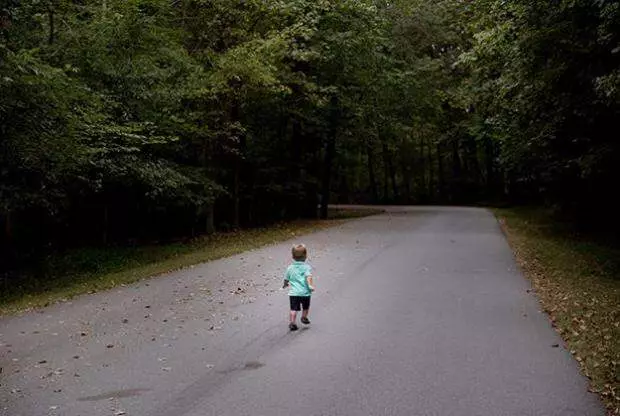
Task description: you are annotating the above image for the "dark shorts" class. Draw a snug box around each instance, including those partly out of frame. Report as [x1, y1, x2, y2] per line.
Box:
[289, 296, 311, 311]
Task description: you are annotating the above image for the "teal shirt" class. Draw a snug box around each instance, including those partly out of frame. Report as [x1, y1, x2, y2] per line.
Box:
[285, 261, 312, 297]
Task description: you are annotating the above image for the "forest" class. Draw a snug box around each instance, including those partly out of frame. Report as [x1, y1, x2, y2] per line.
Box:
[2, 0, 619, 274]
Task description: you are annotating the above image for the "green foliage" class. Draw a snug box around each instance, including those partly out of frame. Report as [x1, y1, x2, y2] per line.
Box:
[0, 46, 91, 214]
[462, 0, 620, 222]
[2, 0, 619, 275]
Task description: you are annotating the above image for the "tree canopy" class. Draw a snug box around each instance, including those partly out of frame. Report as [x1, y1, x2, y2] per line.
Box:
[2, 0, 619, 270]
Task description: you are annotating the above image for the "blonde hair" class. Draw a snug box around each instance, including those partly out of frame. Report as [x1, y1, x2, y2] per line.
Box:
[292, 244, 307, 261]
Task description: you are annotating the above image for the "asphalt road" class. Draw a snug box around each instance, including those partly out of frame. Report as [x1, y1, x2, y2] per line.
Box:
[0, 207, 603, 416]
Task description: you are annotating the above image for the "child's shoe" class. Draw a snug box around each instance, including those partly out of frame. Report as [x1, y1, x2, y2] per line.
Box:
[301, 317, 311, 325]
[289, 323, 299, 331]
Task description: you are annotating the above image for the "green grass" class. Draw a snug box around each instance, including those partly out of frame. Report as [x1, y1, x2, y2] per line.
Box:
[495, 207, 620, 414]
[1, 208, 383, 315]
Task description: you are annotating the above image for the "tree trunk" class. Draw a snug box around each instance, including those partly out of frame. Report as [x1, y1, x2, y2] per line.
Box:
[418, 136, 426, 197]
[201, 136, 215, 234]
[290, 118, 302, 219]
[205, 204, 215, 235]
[233, 160, 240, 229]
[320, 135, 335, 219]
[367, 143, 379, 203]
[426, 137, 434, 200]
[401, 159, 411, 203]
[102, 205, 108, 245]
[484, 137, 496, 195]
[230, 97, 242, 229]
[382, 142, 389, 202]
[451, 139, 462, 201]
[384, 144, 399, 202]
[320, 97, 339, 219]
[436, 142, 445, 201]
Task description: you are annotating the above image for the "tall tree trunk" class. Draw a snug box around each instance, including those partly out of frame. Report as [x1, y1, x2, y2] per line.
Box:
[205, 204, 215, 235]
[451, 139, 462, 201]
[320, 135, 335, 219]
[426, 137, 434, 200]
[467, 140, 481, 199]
[401, 158, 411, 203]
[290, 118, 302, 219]
[201, 138, 215, 235]
[230, 98, 242, 229]
[484, 137, 496, 195]
[366, 143, 379, 203]
[418, 136, 426, 197]
[102, 204, 108, 245]
[385, 145, 399, 202]
[382, 142, 389, 202]
[320, 97, 339, 219]
[233, 161, 240, 228]
[436, 142, 445, 201]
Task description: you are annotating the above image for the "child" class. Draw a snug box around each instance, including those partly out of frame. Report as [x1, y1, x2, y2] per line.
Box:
[283, 244, 315, 331]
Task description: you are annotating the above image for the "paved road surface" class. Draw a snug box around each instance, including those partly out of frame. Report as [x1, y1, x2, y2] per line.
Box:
[0, 207, 603, 416]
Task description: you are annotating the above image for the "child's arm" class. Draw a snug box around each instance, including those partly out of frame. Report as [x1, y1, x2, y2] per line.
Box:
[283, 269, 290, 289]
[306, 275, 315, 292]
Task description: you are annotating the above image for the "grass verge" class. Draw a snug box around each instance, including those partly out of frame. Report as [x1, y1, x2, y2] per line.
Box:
[495, 207, 619, 414]
[0, 208, 383, 316]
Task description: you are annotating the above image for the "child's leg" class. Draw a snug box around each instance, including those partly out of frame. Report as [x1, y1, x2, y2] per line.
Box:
[289, 297, 300, 331]
[300, 297, 311, 324]
[289, 297, 300, 325]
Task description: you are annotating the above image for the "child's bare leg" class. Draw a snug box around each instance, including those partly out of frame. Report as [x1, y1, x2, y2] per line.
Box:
[301, 309, 310, 324]
[290, 310, 297, 323]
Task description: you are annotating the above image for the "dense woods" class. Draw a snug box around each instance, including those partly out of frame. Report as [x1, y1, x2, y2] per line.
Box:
[1, 0, 619, 274]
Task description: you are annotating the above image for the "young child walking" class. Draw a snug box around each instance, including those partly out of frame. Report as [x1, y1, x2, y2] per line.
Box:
[283, 244, 315, 331]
